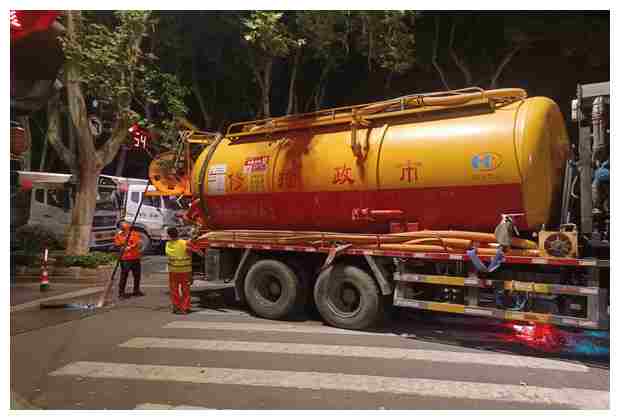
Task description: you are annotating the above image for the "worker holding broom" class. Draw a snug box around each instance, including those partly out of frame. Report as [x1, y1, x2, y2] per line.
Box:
[165, 227, 193, 314]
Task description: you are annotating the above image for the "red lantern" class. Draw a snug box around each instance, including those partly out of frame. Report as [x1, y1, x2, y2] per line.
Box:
[10, 11, 61, 42]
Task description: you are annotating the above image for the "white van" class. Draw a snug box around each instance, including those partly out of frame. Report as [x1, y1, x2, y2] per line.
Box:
[20, 172, 119, 249]
[107, 177, 191, 253]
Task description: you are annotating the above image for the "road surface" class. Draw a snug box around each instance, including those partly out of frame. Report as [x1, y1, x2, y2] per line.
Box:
[10, 256, 609, 410]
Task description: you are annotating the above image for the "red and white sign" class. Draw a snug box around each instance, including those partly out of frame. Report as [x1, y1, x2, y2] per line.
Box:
[243, 156, 269, 173]
[128, 123, 151, 150]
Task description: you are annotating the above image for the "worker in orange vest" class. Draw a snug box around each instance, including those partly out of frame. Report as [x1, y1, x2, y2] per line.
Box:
[113, 221, 144, 299]
[165, 227, 193, 314]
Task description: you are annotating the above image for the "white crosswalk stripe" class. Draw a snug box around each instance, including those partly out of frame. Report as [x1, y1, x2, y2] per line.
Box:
[46, 315, 606, 409]
[120, 337, 588, 372]
[50, 361, 607, 409]
[135, 403, 215, 410]
[164, 320, 392, 336]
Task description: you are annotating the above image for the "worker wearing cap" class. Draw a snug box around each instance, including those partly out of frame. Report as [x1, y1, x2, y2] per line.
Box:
[114, 221, 144, 299]
[165, 227, 192, 314]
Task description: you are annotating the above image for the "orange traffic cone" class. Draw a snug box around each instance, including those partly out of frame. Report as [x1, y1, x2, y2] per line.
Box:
[40, 248, 49, 292]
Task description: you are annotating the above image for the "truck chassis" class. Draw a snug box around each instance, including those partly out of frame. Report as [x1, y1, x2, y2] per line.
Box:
[192, 233, 609, 331]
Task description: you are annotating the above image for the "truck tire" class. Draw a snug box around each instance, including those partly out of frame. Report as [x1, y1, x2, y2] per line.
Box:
[314, 264, 383, 330]
[244, 259, 304, 320]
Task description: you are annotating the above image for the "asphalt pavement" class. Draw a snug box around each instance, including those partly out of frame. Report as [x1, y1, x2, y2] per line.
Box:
[10, 256, 610, 410]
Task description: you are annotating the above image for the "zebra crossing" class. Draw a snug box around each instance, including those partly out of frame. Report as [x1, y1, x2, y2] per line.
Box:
[48, 312, 609, 410]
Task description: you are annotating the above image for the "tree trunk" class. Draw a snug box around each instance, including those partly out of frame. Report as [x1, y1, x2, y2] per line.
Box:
[287, 48, 301, 115]
[192, 55, 211, 128]
[39, 134, 48, 171]
[448, 22, 473, 87]
[114, 146, 128, 177]
[432, 16, 451, 90]
[67, 112, 79, 178]
[313, 64, 331, 111]
[18, 117, 32, 171]
[489, 45, 522, 89]
[45, 91, 75, 170]
[65, 164, 100, 255]
[262, 59, 273, 118]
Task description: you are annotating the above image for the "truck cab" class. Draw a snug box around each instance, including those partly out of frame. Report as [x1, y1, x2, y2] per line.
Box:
[22, 172, 119, 249]
[116, 180, 191, 253]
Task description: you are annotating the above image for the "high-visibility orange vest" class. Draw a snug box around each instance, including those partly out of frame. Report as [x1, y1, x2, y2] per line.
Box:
[165, 239, 192, 273]
[114, 230, 142, 261]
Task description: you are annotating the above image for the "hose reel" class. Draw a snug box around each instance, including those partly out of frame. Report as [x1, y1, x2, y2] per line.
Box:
[148, 151, 190, 196]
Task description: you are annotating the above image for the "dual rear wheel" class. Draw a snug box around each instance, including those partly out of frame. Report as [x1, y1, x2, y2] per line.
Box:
[243, 258, 383, 330]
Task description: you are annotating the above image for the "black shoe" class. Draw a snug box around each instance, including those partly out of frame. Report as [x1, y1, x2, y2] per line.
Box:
[132, 291, 145, 297]
[118, 293, 130, 300]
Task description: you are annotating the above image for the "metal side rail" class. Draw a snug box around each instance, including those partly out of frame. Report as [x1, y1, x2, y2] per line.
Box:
[393, 272, 609, 330]
[202, 240, 607, 267]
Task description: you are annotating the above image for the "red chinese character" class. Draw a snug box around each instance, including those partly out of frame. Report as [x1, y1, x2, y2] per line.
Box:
[228, 173, 244, 191]
[332, 165, 355, 185]
[400, 161, 418, 183]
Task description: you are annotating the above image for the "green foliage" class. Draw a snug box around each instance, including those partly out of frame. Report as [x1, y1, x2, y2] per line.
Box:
[242, 12, 301, 59]
[14, 225, 62, 254]
[296, 12, 350, 64]
[60, 10, 189, 151]
[55, 251, 118, 268]
[355, 11, 417, 74]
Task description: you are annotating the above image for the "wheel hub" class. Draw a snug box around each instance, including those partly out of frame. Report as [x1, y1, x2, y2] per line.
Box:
[341, 287, 357, 305]
[268, 281, 281, 296]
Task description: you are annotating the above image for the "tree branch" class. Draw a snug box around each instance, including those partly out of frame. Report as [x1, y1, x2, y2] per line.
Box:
[98, 117, 131, 167]
[489, 44, 522, 89]
[432, 16, 451, 90]
[46, 91, 76, 169]
[65, 11, 98, 163]
[192, 54, 211, 128]
[448, 22, 473, 86]
[98, 13, 149, 167]
[287, 47, 302, 115]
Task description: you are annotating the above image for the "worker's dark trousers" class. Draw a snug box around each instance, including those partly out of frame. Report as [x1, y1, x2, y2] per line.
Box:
[119, 259, 141, 295]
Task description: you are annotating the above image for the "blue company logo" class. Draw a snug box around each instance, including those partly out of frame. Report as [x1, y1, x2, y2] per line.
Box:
[471, 152, 502, 171]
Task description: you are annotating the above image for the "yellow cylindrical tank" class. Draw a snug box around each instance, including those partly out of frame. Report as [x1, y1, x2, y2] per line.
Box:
[191, 92, 569, 233]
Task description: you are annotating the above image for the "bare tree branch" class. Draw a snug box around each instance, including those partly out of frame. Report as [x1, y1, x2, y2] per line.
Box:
[45, 91, 76, 169]
[448, 22, 473, 86]
[432, 16, 451, 90]
[489, 44, 523, 89]
[98, 117, 131, 167]
[287, 47, 302, 115]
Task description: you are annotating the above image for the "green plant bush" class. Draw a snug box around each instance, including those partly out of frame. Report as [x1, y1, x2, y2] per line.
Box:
[54, 252, 118, 269]
[13, 224, 62, 254]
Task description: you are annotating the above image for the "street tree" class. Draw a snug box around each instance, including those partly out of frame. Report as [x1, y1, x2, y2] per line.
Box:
[295, 11, 351, 112]
[241, 11, 303, 118]
[48, 10, 188, 255]
[354, 11, 417, 90]
[417, 12, 608, 90]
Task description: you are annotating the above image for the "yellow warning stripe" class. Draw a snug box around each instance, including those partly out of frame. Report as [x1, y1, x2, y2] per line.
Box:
[397, 274, 596, 296]
[425, 301, 465, 314]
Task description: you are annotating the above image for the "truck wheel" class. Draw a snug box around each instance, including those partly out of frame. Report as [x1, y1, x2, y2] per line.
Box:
[244, 259, 305, 320]
[136, 230, 151, 254]
[314, 264, 383, 330]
